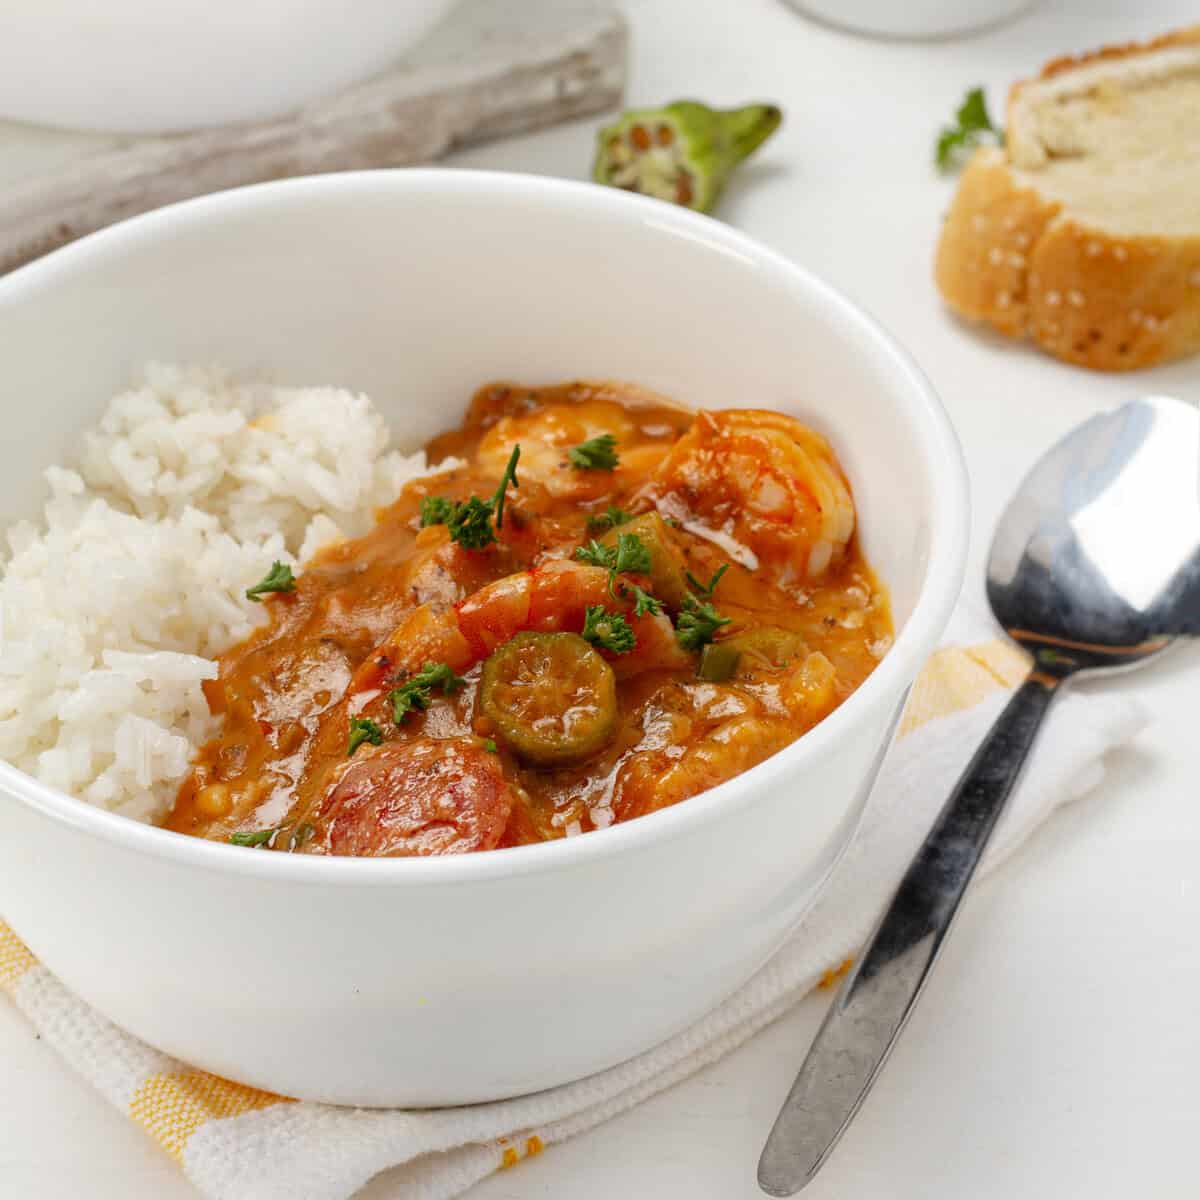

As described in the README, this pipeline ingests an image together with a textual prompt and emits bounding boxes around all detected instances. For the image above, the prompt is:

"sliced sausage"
[316,736,513,857]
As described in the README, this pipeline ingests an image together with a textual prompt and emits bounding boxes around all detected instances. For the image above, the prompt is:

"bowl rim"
[0,167,970,885]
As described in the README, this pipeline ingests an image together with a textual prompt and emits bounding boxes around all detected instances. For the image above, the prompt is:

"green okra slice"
[593,100,782,214]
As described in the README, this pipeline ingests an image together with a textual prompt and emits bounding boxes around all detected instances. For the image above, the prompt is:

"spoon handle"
[758,671,1058,1196]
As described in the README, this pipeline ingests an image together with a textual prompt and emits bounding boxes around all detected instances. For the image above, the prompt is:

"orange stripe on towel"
[128,1070,292,1162]
[0,922,38,993]
[498,1134,546,1169]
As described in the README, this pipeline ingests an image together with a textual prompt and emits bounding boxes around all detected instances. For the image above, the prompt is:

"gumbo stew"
[167,382,892,856]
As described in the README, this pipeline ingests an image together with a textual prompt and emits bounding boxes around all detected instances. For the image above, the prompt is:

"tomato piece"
[479,632,617,765]
[316,737,513,857]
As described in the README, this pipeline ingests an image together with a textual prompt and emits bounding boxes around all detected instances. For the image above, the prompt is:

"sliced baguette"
[935,26,1200,371]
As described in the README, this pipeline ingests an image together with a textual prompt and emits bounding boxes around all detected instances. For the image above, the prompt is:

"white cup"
[783,0,1037,39]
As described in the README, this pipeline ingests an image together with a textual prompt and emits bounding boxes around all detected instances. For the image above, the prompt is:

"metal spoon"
[758,395,1200,1195]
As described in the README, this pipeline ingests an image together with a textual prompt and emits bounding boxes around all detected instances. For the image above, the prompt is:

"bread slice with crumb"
[935,25,1200,371]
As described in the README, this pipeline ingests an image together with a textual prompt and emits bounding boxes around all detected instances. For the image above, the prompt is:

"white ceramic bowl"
[0,171,968,1106]
[0,0,455,133]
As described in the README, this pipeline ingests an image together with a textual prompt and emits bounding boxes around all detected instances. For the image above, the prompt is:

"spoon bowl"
[988,395,1200,676]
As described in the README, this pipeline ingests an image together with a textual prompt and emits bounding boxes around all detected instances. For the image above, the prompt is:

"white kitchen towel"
[0,617,1146,1200]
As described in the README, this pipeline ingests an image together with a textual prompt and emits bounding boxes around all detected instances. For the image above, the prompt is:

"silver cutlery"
[758,394,1200,1195]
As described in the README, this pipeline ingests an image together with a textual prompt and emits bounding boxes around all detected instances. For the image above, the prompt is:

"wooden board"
[0,0,626,274]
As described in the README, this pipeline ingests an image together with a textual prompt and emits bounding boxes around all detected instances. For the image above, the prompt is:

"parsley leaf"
[587,505,633,533]
[490,444,521,529]
[675,596,732,652]
[446,496,497,550]
[482,738,498,754]
[582,605,637,654]
[574,539,614,568]
[245,561,296,602]
[574,532,653,599]
[935,86,1001,172]
[685,563,729,599]
[439,445,521,549]
[230,827,279,847]
[568,433,619,471]
[389,661,467,724]
[414,661,468,693]
[611,531,652,577]
[628,585,662,617]
[347,716,384,756]
[420,495,453,527]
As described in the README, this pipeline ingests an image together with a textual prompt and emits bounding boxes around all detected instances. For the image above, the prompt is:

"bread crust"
[935,26,1200,371]
[1023,23,1200,94]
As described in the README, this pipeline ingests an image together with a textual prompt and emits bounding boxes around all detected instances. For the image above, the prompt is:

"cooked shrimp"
[641,409,856,585]
[476,400,645,500]
[347,558,689,708]
[397,524,517,614]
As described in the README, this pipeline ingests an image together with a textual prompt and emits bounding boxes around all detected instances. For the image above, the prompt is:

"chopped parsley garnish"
[389,661,467,724]
[628,585,662,617]
[420,495,453,527]
[685,563,729,599]
[610,531,652,577]
[422,445,521,550]
[574,539,613,568]
[446,495,497,550]
[482,738,499,754]
[935,87,1001,172]
[586,505,633,533]
[347,716,384,756]
[675,596,732,652]
[582,605,636,655]
[490,444,521,529]
[574,531,653,599]
[229,827,278,847]
[245,561,296,602]
[568,433,619,471]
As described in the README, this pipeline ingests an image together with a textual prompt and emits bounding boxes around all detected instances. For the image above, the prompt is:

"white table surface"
[2,1,1198,1196]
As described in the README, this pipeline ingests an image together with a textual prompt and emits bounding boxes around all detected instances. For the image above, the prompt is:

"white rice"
[0,363,434,824]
